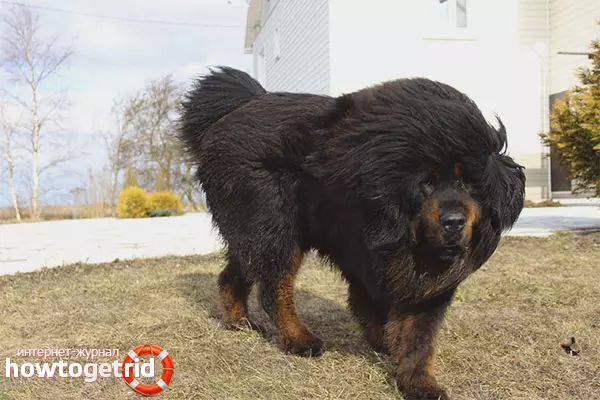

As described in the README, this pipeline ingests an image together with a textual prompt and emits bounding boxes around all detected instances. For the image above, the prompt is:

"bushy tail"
[178,66,266,151]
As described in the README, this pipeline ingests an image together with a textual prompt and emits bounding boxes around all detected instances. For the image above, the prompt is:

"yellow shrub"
[117,187,150,218]
[148,191,183,213]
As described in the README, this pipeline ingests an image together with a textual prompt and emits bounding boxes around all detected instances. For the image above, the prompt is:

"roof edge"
[244,0,263,52]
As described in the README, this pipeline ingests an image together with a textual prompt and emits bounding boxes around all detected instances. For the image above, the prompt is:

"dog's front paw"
[397,370,449,400]
[283,333,325,357]
[402,386,449,400]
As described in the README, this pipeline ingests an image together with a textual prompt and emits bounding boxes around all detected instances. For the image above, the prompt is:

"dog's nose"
[441,213,466,233]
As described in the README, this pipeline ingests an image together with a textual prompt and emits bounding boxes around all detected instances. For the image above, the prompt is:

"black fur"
[178,66,526,399]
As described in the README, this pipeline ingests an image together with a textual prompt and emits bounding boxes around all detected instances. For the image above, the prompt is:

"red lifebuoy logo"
[122,344,174,396]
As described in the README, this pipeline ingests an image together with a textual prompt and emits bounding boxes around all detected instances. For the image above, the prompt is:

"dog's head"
[410,146,526,267]
[415,163,480,262]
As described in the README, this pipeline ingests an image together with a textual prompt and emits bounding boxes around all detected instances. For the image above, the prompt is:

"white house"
[244,0,600,200]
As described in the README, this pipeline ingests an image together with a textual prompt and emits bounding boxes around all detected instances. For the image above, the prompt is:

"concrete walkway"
[1,204,600,276]
[0,213,223,276]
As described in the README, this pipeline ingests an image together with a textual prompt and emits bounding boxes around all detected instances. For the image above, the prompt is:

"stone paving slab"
[1,205,599,276]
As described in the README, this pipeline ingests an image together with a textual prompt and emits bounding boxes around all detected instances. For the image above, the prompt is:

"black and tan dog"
[178,67,526,400]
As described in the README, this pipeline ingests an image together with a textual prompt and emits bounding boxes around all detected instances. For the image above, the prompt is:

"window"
[425,0,474,40]
[437,0,468,29]
[456,0,467,28]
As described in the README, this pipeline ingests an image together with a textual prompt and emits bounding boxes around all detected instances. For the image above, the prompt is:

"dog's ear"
[499,155,526,229]
[485,154,526,231]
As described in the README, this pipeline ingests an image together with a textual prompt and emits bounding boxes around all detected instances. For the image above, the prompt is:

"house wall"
[252,0,330,94]
[327,0,521,95]
[549,0,600,95]
[328,0,549,199]
[517,0,551,199]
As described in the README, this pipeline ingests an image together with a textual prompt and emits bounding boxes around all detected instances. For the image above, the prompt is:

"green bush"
[540,27,600,196]
[117,187,150,218]
[148,191,183,214]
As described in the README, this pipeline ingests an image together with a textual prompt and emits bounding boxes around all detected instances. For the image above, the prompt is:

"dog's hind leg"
[259,246,324,357]
[218,254,263,332]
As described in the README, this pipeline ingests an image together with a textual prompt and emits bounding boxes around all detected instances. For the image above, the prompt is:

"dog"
[178,67,526,400]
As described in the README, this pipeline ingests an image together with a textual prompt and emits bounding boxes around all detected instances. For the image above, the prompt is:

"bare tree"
[82,167,112,218]
[68,186,85,219]
[0,5,73,219]
[98,98,131,215]
[0,108,21,220]
[122,74,181,190]
[119,74,203,209]
[98,74,204,210]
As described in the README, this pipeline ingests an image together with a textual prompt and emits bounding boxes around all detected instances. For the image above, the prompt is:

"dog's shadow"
[175,271,379,358]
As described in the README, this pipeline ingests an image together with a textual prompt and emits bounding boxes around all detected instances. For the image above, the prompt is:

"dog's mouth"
[439,245,465,260]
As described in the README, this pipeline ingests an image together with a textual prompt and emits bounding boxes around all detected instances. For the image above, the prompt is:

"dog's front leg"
[385,291,455,400]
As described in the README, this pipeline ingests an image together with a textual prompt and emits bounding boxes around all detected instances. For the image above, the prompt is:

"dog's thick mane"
[310,78,526,234]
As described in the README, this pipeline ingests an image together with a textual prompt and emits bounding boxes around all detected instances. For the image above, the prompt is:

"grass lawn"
[1,233,599,399]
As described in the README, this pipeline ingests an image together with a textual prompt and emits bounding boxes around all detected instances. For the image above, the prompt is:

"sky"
[0,0,252,206]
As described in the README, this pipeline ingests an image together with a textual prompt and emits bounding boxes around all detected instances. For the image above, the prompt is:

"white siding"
[252,0,330,94]
[550,0,600,94]
[516,0,551,198]
[520,0,548,46]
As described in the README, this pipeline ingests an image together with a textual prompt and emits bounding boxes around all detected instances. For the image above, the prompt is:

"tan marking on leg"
[384,312,446,398]
[275,249,305,338]
[218,261,260,331]
[274,248,322,355]
[423,357,435,377]
[219,283,250,324]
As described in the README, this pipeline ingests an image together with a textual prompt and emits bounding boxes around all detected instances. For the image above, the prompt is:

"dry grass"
[1,233,599,399]
[0,205,113,223]
[0,203,205,224]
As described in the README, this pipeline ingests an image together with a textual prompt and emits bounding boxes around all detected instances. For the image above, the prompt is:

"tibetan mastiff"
[178,67,525,400]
